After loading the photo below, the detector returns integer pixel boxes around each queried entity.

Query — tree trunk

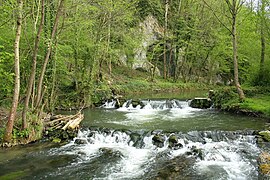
[36,0,64,109]
[107,8,112,75]
[4,0,23,142]
[163,0,169,79]
[22,0,45,129]
[231,0,245,100]
[107,0,112,75]
[260,0,266,72]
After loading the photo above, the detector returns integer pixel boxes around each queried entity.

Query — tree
[163,0,169,79]
[22,0,45,129]
[203,0,245,100]
[4,0,23,142]
[35,0,64,109]
[258,0,267,71]
[225,0,245,100]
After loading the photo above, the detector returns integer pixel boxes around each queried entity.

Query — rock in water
[259,130,270,142]
[189,98,212,109]
[74,139,88,145]
[152,134,165,148]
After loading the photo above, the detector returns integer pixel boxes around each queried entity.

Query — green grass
[213,86,270,117]
[109,66,207,95]
[240,95,270,116]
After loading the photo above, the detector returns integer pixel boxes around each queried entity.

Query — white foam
[100,100,116,109]
[50,129,259,180]
[194,139,259,180]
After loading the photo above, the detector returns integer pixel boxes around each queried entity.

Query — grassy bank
[212,86,270,118]
[106,66,208,97]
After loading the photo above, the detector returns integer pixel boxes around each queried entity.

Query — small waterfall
[116,99,190,111]
[50,128,260,180]
[100,100,116,109]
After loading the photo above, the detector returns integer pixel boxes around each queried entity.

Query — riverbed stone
[185,146,203,160]
[169,134,178,144]
[151,155,195,180]
[152,134,165,148]
[258,152,270,179]
[74,139,88,145]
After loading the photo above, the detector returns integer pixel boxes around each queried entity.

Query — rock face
[189,98,212,109]
[133,15,163,74]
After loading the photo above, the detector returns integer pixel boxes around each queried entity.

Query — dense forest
[1,0,270,142]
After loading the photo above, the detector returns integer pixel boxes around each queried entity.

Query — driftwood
[44,111,84,142]
[46,111,84,131]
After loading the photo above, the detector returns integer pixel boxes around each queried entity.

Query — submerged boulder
[185,146,203,160]
[151,155,195,180]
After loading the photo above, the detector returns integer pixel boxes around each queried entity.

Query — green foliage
[0,45,14,104]
[0,171,27,180]
[0,0,270,110]
[0,128,4,140]
[136,0,164,22]
[212,87,239,109]
[12,128,29,139]
[251,62,270,86]
[212,86,270,117]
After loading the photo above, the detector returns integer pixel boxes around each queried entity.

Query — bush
[251,62,270,86]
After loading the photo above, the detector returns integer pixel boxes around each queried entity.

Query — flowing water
[0,94,268,180]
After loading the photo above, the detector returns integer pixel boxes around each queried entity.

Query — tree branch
[202,0,232,34]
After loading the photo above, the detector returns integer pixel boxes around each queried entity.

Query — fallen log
[62,113,84,130]
[44,111,84,142]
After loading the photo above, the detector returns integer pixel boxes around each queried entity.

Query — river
[0,91,268,179]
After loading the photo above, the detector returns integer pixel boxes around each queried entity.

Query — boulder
[258,152,270,179]
[168,134,178,144]
[168,134,183,150]
[74,139,88,145]
[152,134,165,148]
[185,146,203,160]
[189,98,212,109]
[259,131,270,142]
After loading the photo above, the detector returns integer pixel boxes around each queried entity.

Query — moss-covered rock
[259,131,270,142]
[190,98,212,109]
[152,134,165,148]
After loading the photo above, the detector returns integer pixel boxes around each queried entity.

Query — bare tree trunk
[22,0,45,129]
[260,28,265,70]
[4,0,23,142]
[36,0,64,109]
[107,0,112,75]
[231,0,245,100]
[163,0,169,79]
[260,0,266,72]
